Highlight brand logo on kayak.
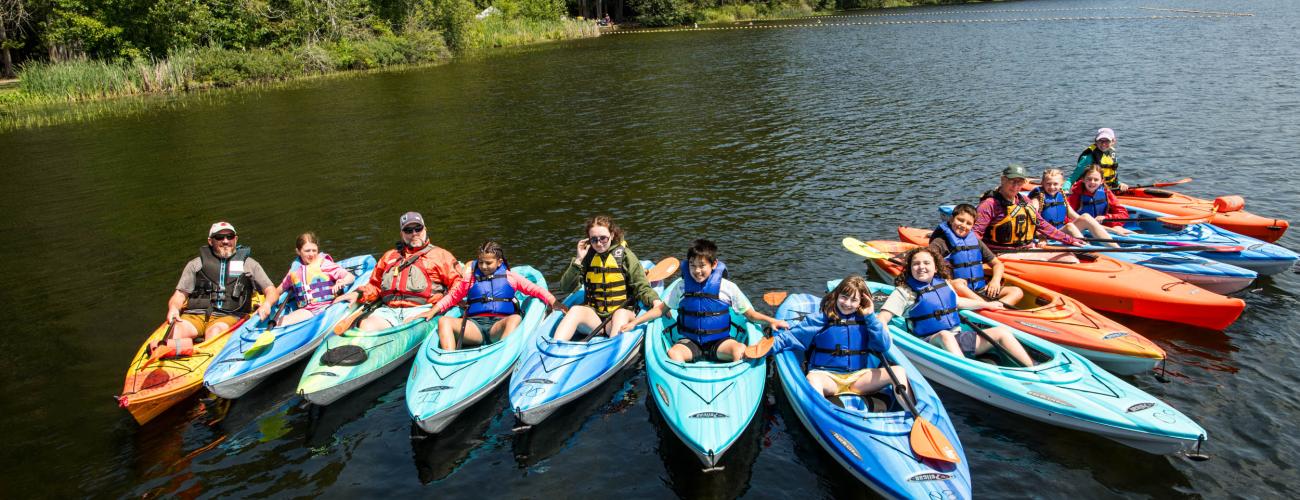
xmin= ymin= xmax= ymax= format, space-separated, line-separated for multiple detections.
xmin=831 ymin=432 xmax=861 ymax=460
xmin=523 ymin=378 xmax=555 ymax=385
xmin=1103 ymin=332 xmax=1129 ymax=340
xmin=1027 ymin=391 xmax=1074 ymax=407
xmin=656 ymin=384 xmax=670 ymax=408
xmin=1127 ymin=402 xmax=1155 ymax=413
xmin=420 ymin=385 xmax=451 ymax=392
xmin=1016 ymin=321 xmax=1058 ymax=334
xmin=907 ymin=472 xmax=952 ymax=482
xmin=690 ymin=411 xmax=728 ymax=419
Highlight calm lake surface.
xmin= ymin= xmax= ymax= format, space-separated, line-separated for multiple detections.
xmin=2 ymin=0 xmax=1298 ymax=497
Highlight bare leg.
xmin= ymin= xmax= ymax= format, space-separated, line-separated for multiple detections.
xmin=603 ymin=309 xmax=637 ymax=338
xmin=713 ymin=339 xmax=747 ymax=362
xmin=850 ymin=366 xmax=907 ymax=396
xmin=930 ymin=330 xmax=964 ymax=358
xmin=551 ymin=305 xmax=601 ymax=341
xmin=806 ymin=371 xmax=838 ymax=397
xmin=437 ymin=316 xmax=463 ymax=350
xmin=278 ymin=308 xmax=314 ymax=326
xmin=359 ymin=314 xmax=394 ymax=332
xmin=667 ymin=343 xmax=695 ymax=363
xmin=460 ymin=320 xmax=485 ymax=347
xmin=995 ymin=285 xmax=1024 ymax=307
xmin=1072 ymin=214 xmax=1117 ymax=246
xmin=491 ymin=314 xmax=524 ymax=341
xmin=974 ymin=326 xmax=1035 ymax=367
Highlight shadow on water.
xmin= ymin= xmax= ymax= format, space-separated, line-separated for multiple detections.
xmin=646 ymin=383 xmax=764 ymax=500
xmin=410 ymin=385 xmax=509 ymax=484
xmin=304 ymin=360 xmax=415 ymax=447
xmin=512 ymin=364 xmax=640 ymax=468
xmin=768 ymin=375 xmax=886 ymax=500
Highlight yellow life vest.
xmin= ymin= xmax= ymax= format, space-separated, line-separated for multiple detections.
xmin=582 ymin=246 xmax=629 ymax=316
xmin=983 ymin=193 xmax=1038 ymax=247
xmin=1080 ymin=144 xmax=1120 ymax=189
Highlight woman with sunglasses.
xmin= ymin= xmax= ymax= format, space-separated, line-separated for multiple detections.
xmin=1069 ymin=127 xmax=1128 ymax=192
xmin=333 ymin=212 xmax=463 ymax=331
xmin=552 ymin=215 xmax=662 ymax=341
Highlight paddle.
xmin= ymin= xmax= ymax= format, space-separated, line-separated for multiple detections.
xmin=243 ymin=300 xmax=292 ymax=358
xmin=1082 ymin=237 xmax=1244 ymax=253
xmin=645 ymin=256 xmax=680 ymax=283
xmin=961 ymin=318 xmax=1027 ymax=368
xmin=144 ymin=314 xmax=254 ymax=368
xmin=872 ymin=350 xmax=961 ymax=464
xmin=842 ymin=237 xmax=891 ymax=260
xmin=1124 ymin=177 xmax=1192 ymax=190
xmin=995 ymin=245 xmax=1226 ymax=254
xmin=742 ymin=291 xmax=789 ymax=358
xmin=332 ymin=301 xmax=378 ymax=334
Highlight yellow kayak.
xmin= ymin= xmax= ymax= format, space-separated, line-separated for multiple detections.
xmin=116 ymin=320 xmax=240 ymax=425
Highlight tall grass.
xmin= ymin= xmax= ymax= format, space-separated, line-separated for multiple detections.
xmin=467 ymin=17 xmax=599 ymax=49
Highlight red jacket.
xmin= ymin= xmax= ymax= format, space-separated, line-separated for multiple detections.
xmin=1068 ymin=185 xmax=1129 ymax=227
xmin=358 ymin=245 xmax=462 ymax=307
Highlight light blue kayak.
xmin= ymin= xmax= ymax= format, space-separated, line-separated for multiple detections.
xmin=204 ymin=255 xmax=376 ymax=399
xmin=861 ymin=280 xmax=1208 ymax=455
xmin=1119 ymin=205 xmax=1298 ymax=276
xmin=645 ymin=278 xmax=766 ymax=469
xmin=508 ymin=260 xmax=661 ymax=426
xmin=774 ymin=292 xmax=970 ymax=499
xmin=937 ymin=205 xmax=1257 ymax=294
xmin=407 ymin=265 xmax=548 ymax=433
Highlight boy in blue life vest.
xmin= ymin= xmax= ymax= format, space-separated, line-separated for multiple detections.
xmin=622 ymin=239 xmax=788 ymax=362
xmin=931 ymin=204 xmax=1023 ymax=306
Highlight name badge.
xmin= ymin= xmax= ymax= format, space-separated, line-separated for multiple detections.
xmin=229 ymin=261 xmax=245 ymax=275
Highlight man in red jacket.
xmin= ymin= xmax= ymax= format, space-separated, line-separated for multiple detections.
xmin=333 ymin=212 xmax=463 ymax=331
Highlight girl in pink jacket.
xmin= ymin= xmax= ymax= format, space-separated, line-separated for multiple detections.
xmin=429 ymin=240 xmax=557 ymax=350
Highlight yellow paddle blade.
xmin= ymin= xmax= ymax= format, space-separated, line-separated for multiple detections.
xmin=743 ymin=336 xmax=775 ymax=359
xmin=243 ymin=329 xmax=275 ymax=359
xmin=910 ymin=415 xmax=962 ymax=464
xmin=761 ymin=290 xmax=788 ymax=308
xmin=646 ymin=257 xmax=679 ymax=282
xmin=841 ymin=237 xmax=890 ymax=260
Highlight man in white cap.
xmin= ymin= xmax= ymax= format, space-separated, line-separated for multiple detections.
xmin=333 ymin=212 xmax=463 ymax=331
xmin=1070 ymin=127 xmax=1127 ymax=191
xmin=164 ymin=221 xmax=279 ymax=346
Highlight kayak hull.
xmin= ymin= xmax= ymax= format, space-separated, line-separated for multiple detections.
xmin=407 ymin=265 xmax=548 ymax=434
xmin=774 ymin=293 xmax=970 ymax=499
xmin=1120 ymin=205 xmax=1298 ymax=276
xmin=296 ymin=308 xmax=451 ymax=406
xmin=119 ymin=320 xmax=242 ymax=424
xmin=1118 ymin=188 xmax=1288 ymax=242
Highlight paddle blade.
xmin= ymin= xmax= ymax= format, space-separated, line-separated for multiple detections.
xmin=744 ymin=336 xmax=775 ymax=359
xmin=333 ymin=306 xmax=363 ymax=335
xmin=1153 ymin=177 xmax=1192 ymax=188
xmin=841 ymin=237 xmax=889 ymax=260
xmin=142 ymin=346 xmax=175 ymax=369
xmin=243 ymin=330 xmax=275 ymax=359
xmin=910 ymin=416 xmax=961 ymax=464
xmin=645 ymin=257 xmax=679 ymax=282
xmin=761 ymin=290 xmax=788 ymax=308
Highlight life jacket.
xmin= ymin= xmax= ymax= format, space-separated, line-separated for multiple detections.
xmin=582 ymin=245 xmax=630 ymax=316
xmin=186 ymin=245 xmax=253 ymax=316
xmin=905 ymin=276 xmax=961 ymax=337
xmin=1076 ymin=187 xmax=1109 ymax=219
xmin=980 ymin=191 xmax=1038 ymax=247
xmin=1078 ymin=144 xmax=1120 ymax=189
xmin=807 ymin=313 xmax=879 ymax=372
xmin=287 ymin=254 xmax=338 ymax=309
xmin=466 ymin=260 xmax=517 ymax=317
xmin=677 ymin=261 xmax=733 ymax=344
xmin=377 ymin=244 xmax=444 ymax=306
xmin=1031 ymin=187 xmax=1068 ymax=229
xmin=933 ymin=222 xmax=986 ymax=291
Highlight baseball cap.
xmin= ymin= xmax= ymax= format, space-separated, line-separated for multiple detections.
xmin=1095 ymin=128 xmax=1116 ymax=142
xmin=1001 ymin=164 xmax=1030 ymax=180
xmin=399 ymin=211 xmax=425 ymax=230
xmin=208 ymin=221 xmax=237 ymax=237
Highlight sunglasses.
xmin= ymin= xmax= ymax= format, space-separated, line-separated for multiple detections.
xmin=211 ymin=234 xmax=236 ymax=241
xmin=1097 ymin=138 xmax=1113 ymax=143
xmin=588 ymin=235 xmax=611 ymax=244
xmin=402 ymin=225 xmax=425 ymax=234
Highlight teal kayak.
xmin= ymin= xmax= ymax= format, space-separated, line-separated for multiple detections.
xmin=406 ymin=265 xmax=548 ymax=433
xmin=645 ymin=277 xmax=766 ymax=469
xmin=774 ymin=292 xmax=970 ymax=499
xmin=859 ymin=280 xmax=1208 ymax=455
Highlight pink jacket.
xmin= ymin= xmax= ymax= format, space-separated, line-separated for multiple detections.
xmin=432 ymin=270 xmax=556 ymax=315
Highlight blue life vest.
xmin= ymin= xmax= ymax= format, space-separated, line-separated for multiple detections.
xmin=1077 ymin=188 xmax=1109 ymax=218
xmin=466 ymin=260 xmax=517 ymax=317
xmin=677 ymin=261 xmax=733 ymax=344
xmin=905 ymin=276 xmax=961 ymax=337
xmin=807 ymin=312 xmax=880 ymax=372
xmin=934 ymin=222 xmax=987 ymax=291
xmin=1032 ymin=187 xmax=1068 ymax=229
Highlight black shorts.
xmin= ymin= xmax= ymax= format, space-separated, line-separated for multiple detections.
xmin=675 ymin=337 xmax=730 ymax=362
xmin=969 ymin=284 xmax=997 ymax=301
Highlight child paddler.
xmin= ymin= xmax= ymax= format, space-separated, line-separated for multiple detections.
xmin=1028 ymin=168 xmax=1124 ymax=247
xmin=765 ymin=275 xmax=907 ymax=402
xmin=878 ymin=248 xmax=1036 ymax=367
xmin=1068 ymin=165 xmax=1134 ymax=236
xmin=275 ymin=232 xmax=356 ymax=327
xmin=425 ymin=240 xmax=558 ymax=351
xmin=621 ymin=239 xmax=787 ymax=362
xmin=974 ymin=164 xmax=1085 ymax=261
xmin=552 ymin=215 xmax=662 ymax=341
xmin=1069 ymin=128 xmax=1127 ymax=191
xmin=333 ymin=212 xmax=463 ymax=331
xmin=929 ymin=204 xmax=1023 ymax=306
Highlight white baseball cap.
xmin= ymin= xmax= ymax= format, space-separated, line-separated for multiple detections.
xmin=208 ymin=221 xmax=237 ymax=237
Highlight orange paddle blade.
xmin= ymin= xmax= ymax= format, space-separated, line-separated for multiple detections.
xmin=1155 ymin=177 xmax=1192 ymax=187
xmin=744 ymin=336 xmax=775 ymax=359
xmin=333 ymin=306 xmax=363 ymax=335
xmin=142 ymin=346 xmax=176 ymax=369
xmin=761 ymin=291 xmax=788 ymax=307
xmin=910 ymin=416 xmax=961 ymax=464
xmin=645 ymin=257 xmax=680 ymax=282
xmin=1157 ymin=213 xmax=1213 ymax=226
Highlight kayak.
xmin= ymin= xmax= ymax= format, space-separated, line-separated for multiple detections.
xmin=898 ymin=226 xmax=1245 ymax=330
xmin=204 ymin=255 xmax=376 ymax=399
xmin=937 ymin=205 xmax=1257 ymax=295
xmin=645 ymin=277 xmax=766 ymax=469
xmin=508 ymin=260 xmax=661 ymax=426
xmin=857 ymin=240 xmax=1166 ymax=376
xmin=1117 ymin=188 xmax=1289 ymax=243
xmin=118 ymin=316 xmax=248 ymax=424
xmin=1119 ymin=205 xmax=1298 ymax=276
xmin=861 ymin=280 xmax=1208 ymax=455
xmin=406 ymin=265 xmax=548 ymax=434
xmin=773 ymin=292 xmax=971 ymax=499
xmin=296 ymin=303 xmax=458 ymax=406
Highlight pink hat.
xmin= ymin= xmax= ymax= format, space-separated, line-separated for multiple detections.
xmin=1095 ymin=128 xmax=1116 ymax=142
xmin=208 ymin=221 xmax=237 ymax=237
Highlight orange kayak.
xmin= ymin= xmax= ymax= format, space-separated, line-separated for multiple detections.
xmin=117 ymin=320 xmax=239 ymax=425
xmin=861 ymin=240 xmax=1165 ymax=375
xmin=898 ymin=227 xmax=1245 ymax=331
xmin=1118 ymin=188 xmax=1289 ymax=243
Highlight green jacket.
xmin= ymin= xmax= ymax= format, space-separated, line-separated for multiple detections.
xmin=559 ymin=245 xmax=660 ymax=311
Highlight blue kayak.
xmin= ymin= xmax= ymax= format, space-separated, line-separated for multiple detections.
xmin=508 ymin=260 xmax=661 ymax=426
xmin=937 ymin=205 xmax=1256 ymax=294
xmin=774 ymin=292 xmax=971 ymax=499
xmin=406 ymin=265 xmax=549 ymax=434
xmin=645 ymin=278 xmax=766 ymax=469
xmin=204 ymin=254 xmax=376 ymax=399
xmin=1119 ymin=205 xmax=1298 ymax=276
xmin=860 ymin=280 xmax=1208 ymax=455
